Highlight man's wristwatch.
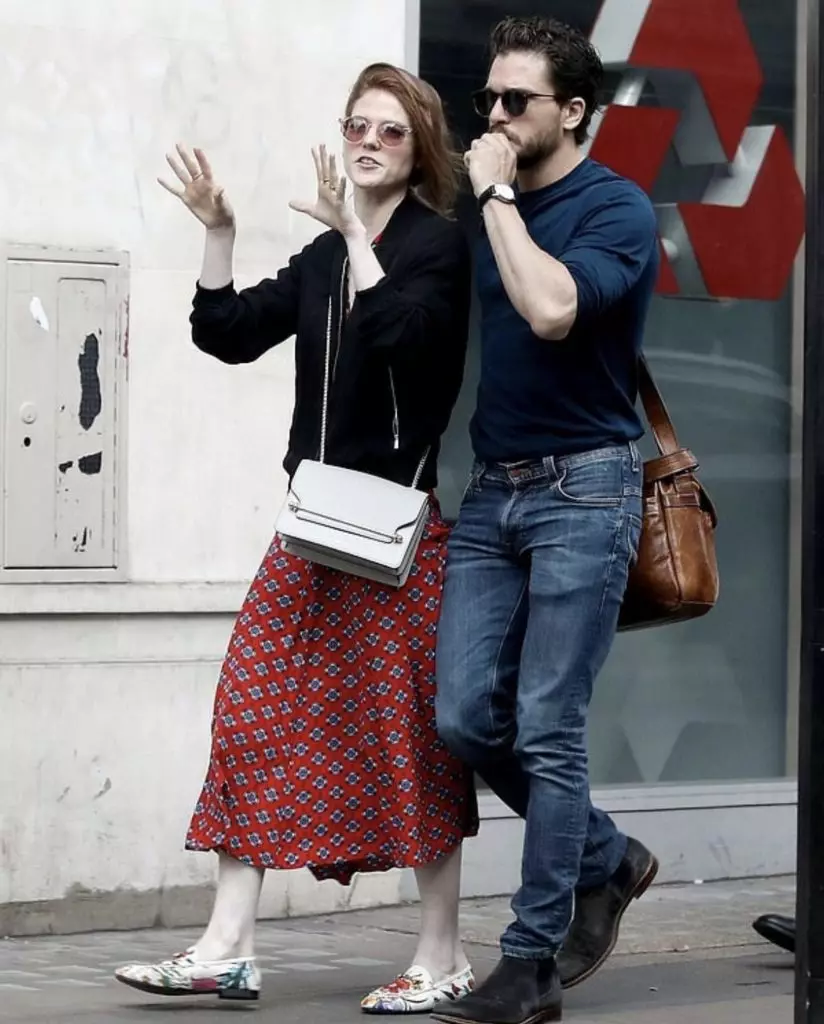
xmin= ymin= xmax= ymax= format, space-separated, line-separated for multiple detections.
xmin=478 ymin=183 xmax=517 ymax=211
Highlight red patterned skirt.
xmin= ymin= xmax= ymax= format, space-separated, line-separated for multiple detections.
xmin=186 ymin=501 xmax=478 ymax=884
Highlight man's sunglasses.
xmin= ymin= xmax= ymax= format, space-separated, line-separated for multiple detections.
xmin=339 ymin=116 xmax=413 ymax=148
xmin=472 ymin=88 xmax=559 ymax=119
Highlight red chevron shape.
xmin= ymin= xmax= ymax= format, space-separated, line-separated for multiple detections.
xmin=589 ymin=104 xmax=682 ymax=294
xmin=629 ymin=0 xmax=763 ymax=162
xmin=590 ymin=105 xmax=680 ymax=193
xmin=678 ymin=127 xmax=804 ymax=301
xmin=657 ymin=243 xmax=680 ymax=295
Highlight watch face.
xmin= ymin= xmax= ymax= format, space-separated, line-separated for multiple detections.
xmin=495 ymin=184 xmax=516 ymax=201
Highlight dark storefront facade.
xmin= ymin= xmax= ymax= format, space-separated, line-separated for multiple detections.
xmin=414 ymin=0 xmax=807 ymax=889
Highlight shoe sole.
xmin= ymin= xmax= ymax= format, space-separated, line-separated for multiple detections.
xmin=429 ymin=1007 xmax=560 ymax=1024
xmin=560 ymin=854 xmax=660 ymax=991
xmin=432 ymin=1009 xmax=561 ymax=1024
xmin=115 ymin=974 xmax=260 ymax=1000
xmin=364 ymin=992 xmax=476 ymax=1015
xmin=364 ymin=1001 xmax=446 ymax=1016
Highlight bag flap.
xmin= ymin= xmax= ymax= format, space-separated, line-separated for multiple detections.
xmin=287 ymin=460 xmax=428 ymax=536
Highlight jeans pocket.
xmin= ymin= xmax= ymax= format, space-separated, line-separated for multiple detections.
xmin=555 ymin=456 xmax=625 ymax=508
xmin=462 ymin=463 xmax=483 ymax=500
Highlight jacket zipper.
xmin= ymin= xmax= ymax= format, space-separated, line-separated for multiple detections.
xmin=389 ymin=369 xmax=400 ymax=450
xmin=332 ymin=258 xmax=347 ymax=382
xmin=335 ymin=255 xmax=400 ymax=453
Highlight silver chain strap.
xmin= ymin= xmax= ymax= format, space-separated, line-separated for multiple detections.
xmin=319 ymin=294 xmax=333 ymax=464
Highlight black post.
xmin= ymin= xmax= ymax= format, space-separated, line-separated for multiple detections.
xmin=797 ymin=0 xmax=824 ymax=1020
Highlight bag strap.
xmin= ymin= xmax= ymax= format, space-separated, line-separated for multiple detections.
xmin=319 ymin=295 xmax=333 ymax=464
xmin=638 ymin=356 xmax=717 ymax=524
xmin=411 ymin=448 xmax=430 ymax=489
xmin=320 ymin=286 xmax=429 ymax=490
xmin=637 ymin=355 xmax=679 ymax=457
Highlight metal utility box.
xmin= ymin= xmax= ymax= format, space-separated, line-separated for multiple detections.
xmin=0 ymin=247 xmax=128 ymax=580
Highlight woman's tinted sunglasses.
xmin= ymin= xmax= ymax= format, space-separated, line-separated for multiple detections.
xmin=339 ymin=116 xmax=413 ymax=148
xmin=472 ymin=88 xmax=559 ymax=119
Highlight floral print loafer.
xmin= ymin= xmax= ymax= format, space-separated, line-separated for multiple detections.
xmin=114 ymin=948 xmax=261 ymax=1000
xmin=361 ymin=964 xmax=474 ymax=1014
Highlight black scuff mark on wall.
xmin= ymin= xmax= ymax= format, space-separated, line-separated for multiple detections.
xmin=58 ymin=460 xmax=73 ymax=474
xmin=93 ymin=778 xmax=112 ymax=800
xmin=78 ymin=334 xmax=102 ymax=430
xmin=78 ymin=452 xmax=102 ymax=475
xmin=73 ymin=527 xmax=90 ymax=553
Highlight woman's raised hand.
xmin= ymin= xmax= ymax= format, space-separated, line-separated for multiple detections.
xmin=158 ymin=144 xmax=235 ymax=231
xmin=289 ymin=145 xmax=364 ymax=238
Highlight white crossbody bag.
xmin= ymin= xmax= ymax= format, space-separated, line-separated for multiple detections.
xmin=275 ymin=291 xmax=430 ymax=588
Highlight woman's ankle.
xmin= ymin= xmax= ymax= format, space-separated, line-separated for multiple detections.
xmin=192 ymin=927 xmax=254 ymax=962
xmin=409 ymin=944 xmax=469 ymax=979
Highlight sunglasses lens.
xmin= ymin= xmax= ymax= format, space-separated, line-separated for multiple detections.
xmin=378 ymin=123 xmax=408 ymax=147
xmin=473 ymin=89 xmax=495 ymax=117
xmin=473 ymin=89 xmax=530 ymax=117
xmin=502 ymin=91 xmax=529 ymax=117
xmin=341 ymin=117 xmax=367 ymax=143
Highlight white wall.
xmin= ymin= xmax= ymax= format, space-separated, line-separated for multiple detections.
xmin=0 ymin=0 xmax=410 ymax=583
xmin=0 ymin=0 xmax=419 ymax=932
xmin=0 ymin=614 xmax=412 ymax=932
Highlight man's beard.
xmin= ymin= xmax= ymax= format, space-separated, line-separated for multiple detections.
xmin=516 ymin=131 xmax=560 ymax=170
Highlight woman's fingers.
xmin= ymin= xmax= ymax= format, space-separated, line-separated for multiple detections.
xmin=311 ymin=146 xmax=323 ymax=185
xmin=193 ymin=147 xmax=213 ymax=181
xmin=157 ymin=175 xmax=184 ymax=198
xmin=165 ymin=151 xmax=190 ymax=185
xmin=175 ymin=143 xmax=201 ymax=180
xmin=317 ymin=143 xmax=327 ymax=185
xmin=311 ymin=145 xmax=341 ymax=193
xmin=159 ymin=145 xmax=235 ymax=228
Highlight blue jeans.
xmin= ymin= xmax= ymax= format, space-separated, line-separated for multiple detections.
xmin=435 ymin=443 xmax=643 ymax=960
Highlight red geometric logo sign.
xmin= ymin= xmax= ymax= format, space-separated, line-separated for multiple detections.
xmin=587 ymin=0 xmax=805 ymax=300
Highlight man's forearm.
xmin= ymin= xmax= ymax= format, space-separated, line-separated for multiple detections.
xmin=482 ymin=201 xmax=577 ymax=340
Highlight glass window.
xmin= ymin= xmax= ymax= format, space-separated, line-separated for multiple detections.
xmin=422 ymin=0 xmax=804 ymax=785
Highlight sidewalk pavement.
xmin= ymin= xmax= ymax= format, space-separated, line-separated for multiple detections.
xmin=0 ymin=875 xmax=797 ymax=1023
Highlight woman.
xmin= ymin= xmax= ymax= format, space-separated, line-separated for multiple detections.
xmin=114 ymin=64 xmax=476 ymax=1014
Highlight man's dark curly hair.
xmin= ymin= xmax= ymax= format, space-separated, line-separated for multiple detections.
xmin=490 ymin=16 xmax=604 ymax=146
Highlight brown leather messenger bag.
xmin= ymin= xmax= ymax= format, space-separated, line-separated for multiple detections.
xmin=617 ymin=357 xmax=719 ymax=631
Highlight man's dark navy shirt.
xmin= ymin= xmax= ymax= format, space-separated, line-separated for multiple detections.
xmin=470 ymin=159 xmax=659 ymax=461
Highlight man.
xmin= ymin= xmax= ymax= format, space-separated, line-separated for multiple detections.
xmin=433 ymin=16 xmax=660 ymax=1024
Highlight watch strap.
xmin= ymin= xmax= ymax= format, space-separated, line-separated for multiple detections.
xmin=478 ymin=184 xmax=516 ymax=211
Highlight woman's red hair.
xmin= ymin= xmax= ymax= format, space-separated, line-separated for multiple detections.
xmin=345 ymin=63 xmax=462 ymax=217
